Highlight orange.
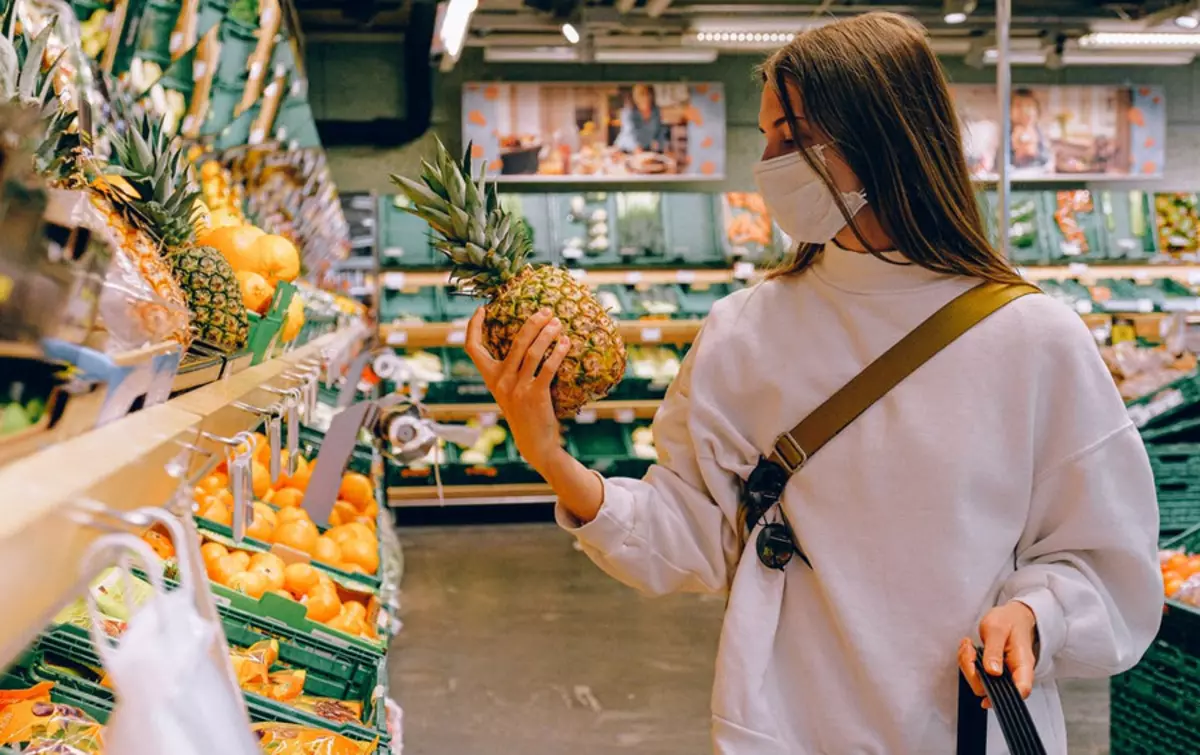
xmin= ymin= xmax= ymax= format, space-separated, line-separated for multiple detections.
xmin=1166 ymin=576 xmax=1185 ymax=597
xmin=281 ymin=296 xmax=305 ymax=342
xmin=199 ymin=501 xmax=232 ymax=527
xmin=199 ymin=224 xmax=265 ymax=273
xmin=252 ymin=234 xmax=300 ymax=285
xmin=325 ymin=612 xmax=357 ymax=635
xmin=212 ymin=488 xmax=234 ymax=508
xmin=251 ymin=461 xmax=271 ymax=499
xmin=329 ymin=500 xmax=357 ymax=527
xmin=339 ymin=538 xmax=379 ymax=575
xmin=283 ymin=563 xmax=320 ymax=597
xmin=197 ymin=473 xmax=228 ymax=494
xmin=270 ymin=589 xmax=294 ymax=601
xmin=272 ymin=487 xmax=305 ymax=509
xmin=141 ymin=530 xmax=176 ymax=560
xmin=237 ymin=271 xmax=274 ymax=315
xmin=352 ymin=516 xmax=378 ymax=534
xmin=342 ymin=601 xmax=366 ymax=623
xmin=250 ymin=563 xmax=285 ymax=593
xmin=250 ymin=551 xmax=286 ymax=573
xmin=229 ymin=570 xmax=268 ymax=599
xmin=278 ymin=456 xmax=310 ymax=490
xmin=250 ymin=432 xmax=270 ymax=464
xmin=273 ymin=520 xmax=319 ymax=555
xmin=327 ymin=523 xmax=373 ymax=547
xmin=338 ymin=473 xmax=374 ymax=510
xmin=246 ymin=513 xmax=274 ymax=541
xmin=208 ymin=554 xmax=241 ymax=586
xmin=361 ymin=498 xmax=379 ymax=519
xmin=276 ymin=506 xmax=311 ymax=525
xmin=229 ymin=551 xmax=252 ymax=571
xmin=253 ymin=502 xmax=279 ymax=530
xmin=304 ymin=589 xmax=341 ymax=623
xmin=312 ymin=535 xmax=342 ymax=567
xmin=201 ymin=542 xmax=228 ymax=566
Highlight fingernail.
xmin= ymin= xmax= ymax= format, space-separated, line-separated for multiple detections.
xmin=559 ymin=336 xmax=570 ymax=346
xmin=988 ymin=661 xmax=1002 ymax=674
xmin=551 ymin=317 xmax=561 ymax=327
xmin=539 ymin=308 xmax=552 ymax=317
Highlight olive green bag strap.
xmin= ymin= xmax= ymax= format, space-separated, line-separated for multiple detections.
xmin=769 ymin=281 xmax=1041 ymax=474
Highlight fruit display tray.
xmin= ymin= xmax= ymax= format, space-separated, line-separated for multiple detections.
xmin=1111 ymin=524 xmax=1200 ymax=754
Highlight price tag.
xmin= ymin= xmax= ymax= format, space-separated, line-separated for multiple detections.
xmin=733 ymin=262 xmax=755 ymax=280
xmin=562 ymin=247 xmax=583 ymax=260
xmin=275 ymin=126 xmax=288 ymax=141
xmin=614 ymin=408 xmax=636 ymax=424
xmin=1137 ymin=299 xmax=1154 ymax=313
xmin=676 ymin=270 xmax=697 ymax=284
xmin=575 ymin=409 xmax=598 ymax=424
xmin=1074 ymin=300 xmax=1094 ymax=314
xmin=181 ymin=115 xmax=196 ymax=133
xmin=291 ymin=79 xmax=305 ymax=97
xmin=193 ymin=61 xmax=208 ymax=79
xmin=1132 ymin=271 xmax=1150 ymax=283
xmin=447 ymin=330 xmax=467 ymax=345
xmin=249 ymin=61 xmax=264 ymax=80
xmin=170 ymin=32 xmax=184 ymax=53
xmin=249 ymin=127 xmax=266 ymax=145
xmin=1189 ymin=270 xmax=1200 ymax=285
xmin=569 ymin=268 xmax=588 ymax=280
xmin=640 ymin=327 xmax=663 ymax=343
xmin=382 ymin=272 xmax=407 ymax=289
xmin=1067 ymin=262 xmax=1089 ymax=276
xmin=479 ymin=412 xmax=498 ymax=427
xmin=385 ymin=330 xmax=408 ymax=346
xmin=383 ymin=247 xmax=404 ymax=259
xmin=625 ymin=271 xmax=643 ymax=284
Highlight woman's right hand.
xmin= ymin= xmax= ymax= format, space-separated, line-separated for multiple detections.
xmin=464 ymin=307 xmax=570 ymax=477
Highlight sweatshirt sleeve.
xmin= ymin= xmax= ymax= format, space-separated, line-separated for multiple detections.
xmin=555 ymin=337 xmax=742 ymax=596
xmin=999 ymin=423 xmax=1163 ymax=680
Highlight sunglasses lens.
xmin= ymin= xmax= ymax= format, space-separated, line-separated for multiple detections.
xmin=756 ymin=522 xmax=795 ymax=570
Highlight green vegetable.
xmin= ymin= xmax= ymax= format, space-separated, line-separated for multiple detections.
xmin=0 ymin=402 xmax=31 ymax=434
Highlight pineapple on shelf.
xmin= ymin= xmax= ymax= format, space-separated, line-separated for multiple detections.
xmin=391 ymin=138 xmax=626 ymax=417
xmin=93 ymin=113 xmax=249 ymax=353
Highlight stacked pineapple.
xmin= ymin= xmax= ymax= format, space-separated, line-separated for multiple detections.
xmin=392 ymin=138 xmax=626 ymax=417
xmin=92 ymin=113 xmax=249 ymax=353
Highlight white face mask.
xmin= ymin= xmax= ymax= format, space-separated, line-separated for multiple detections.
xmin=752 ymin=145 xmax=868 ymax=244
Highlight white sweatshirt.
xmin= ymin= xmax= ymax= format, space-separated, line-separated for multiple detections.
xmin=557 ymin=243 xmax=1163 ymax=754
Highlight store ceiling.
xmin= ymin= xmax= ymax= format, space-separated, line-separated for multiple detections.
xmin=293 ymin=1 xmax=1200 ymax=64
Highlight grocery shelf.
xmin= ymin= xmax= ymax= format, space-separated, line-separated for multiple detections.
xmin=0 ymin=330 xmax=359 ymax=669
xmin=1023 ymin=263 xmax=1200 ymax=283
xmin=382 ymin=319 xmax=701 ymax=348
xmin=424 ymin=399 xmax=661 ymax=422
xmin=388 ymin=482 xmax=556 ymax=506
xmin=379 ymin=268 xmax=736 ymax=289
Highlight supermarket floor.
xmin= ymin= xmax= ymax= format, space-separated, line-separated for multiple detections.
xmin=389 ymin=523 xmax=1111 ymax=755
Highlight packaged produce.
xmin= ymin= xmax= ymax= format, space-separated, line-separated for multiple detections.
xmin=1155 ymin=192 xmax=1200 ymax=255
xmin=251 ymin=722 xmax=375 ymax=754
xmin=1159 ymin=548 xmax=1200 ymax=599
xmin=0 ymin=687 xmax=104 ymax=753
xmin=230 ymin=639 xmax=279 ymax=687
xmin=1100 ymin=341 xmax=1196 ymax=401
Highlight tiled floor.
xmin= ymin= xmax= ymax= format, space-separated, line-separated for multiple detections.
xmin=390 ymin=523 xmax=1110 ymax=754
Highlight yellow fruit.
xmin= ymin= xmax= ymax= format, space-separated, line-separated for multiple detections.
xmin=229 ymin=551 xmax=252 ymax=571
xmin=253 ymin=502 xmax=278 ymax=530
xmin=197 ymin=473 xmax=228 ymax=494
xmin=250 ymin=551 xmax=286 ymax=573
xmin=228 ymin=570 xmax=268 ymax=599
xmin=329 ymin=522 xmax=375 ymax=546
xmin=312 ymin=535 xmax=342 ymax=567
xmin=338 ymin=473 xmax=374 ymax=511
xmin=273 ymin=520 xmax=319 ymax=555
xmin=250 ymin=556 xmax=286 ymax=592
xmin=200 ymin=161 xmax=222 ymax=180
xmin=251 ymin=461 xmax=271 ymax=499
xmin=270 ymin=589 xmax=293 ymax=601
xmin=276 ymin=507 xmax=311 ymax=525
xmin=253 ymin=234 xmax=301 ymax=285
xmin=199 ymin=501 xmax=232 ymax=527
xmin=339 ymin=538 xmax=379 ymax=575
xmin=246 ymin=514 xmax=274 ymax=541
xmin=329 ymin=500 xmax=357 ymax=527
xmin=201 ymin=542 xmax=228 ymax=566
xmin=141 ymin=529 xmax=176 ymax=560
xmin=304 ymin=590 xmax=341 ymax=623
xmin=284 ymin=563 xmax=320 ymax=597
xmin=272 ymin=488 xmax=306 ymax=509
xmin=237 ymin=271 xmax=274 ymax=315
xmin=281 ymin=458 xmax=312 ymax=491
xmin=91 ymin=173 xmax=138 ymax=199
xmin=200 ymin=225 xmax=265 ymax=272
xmin=281 ymin=296 xmax=305 ymax=342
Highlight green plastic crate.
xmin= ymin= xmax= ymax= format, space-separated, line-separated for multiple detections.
xmin=663 ymin=193 xmax=721 ymax=266
xmin=675 ymin=282 xmax=736 ymax=318
xmin=0 ymin=665 xmax=113 ymax=727
xmin=215 ymin=20 xmax=258 ymax=84
xmin=379 ymin=287 xmax=437 ymax=324
xmin=1147 ymin=444 xmax=1200 ymax=480
xmin=436 ymin=286 xmax=481 ymax=323
xmin=377 ymin=195 xmax=434 ymax=267
xmin=1126 ymin=372 xmax=1200 ymax=431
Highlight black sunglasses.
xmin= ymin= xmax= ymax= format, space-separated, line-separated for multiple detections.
xmin=743 ymin=457 xmax=811 ymax=570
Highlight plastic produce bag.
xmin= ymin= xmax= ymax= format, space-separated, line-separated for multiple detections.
xmin=84 ymin=525 xmax=257 ymax=755
xmin=95 ymin=247 xmax=191 ymax=353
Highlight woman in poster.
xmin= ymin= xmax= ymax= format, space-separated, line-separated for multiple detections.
xmin=1008 ymin=88 xmax=1051 ymax=171
xmin=613 ymin=83 xmax=670 ymax=153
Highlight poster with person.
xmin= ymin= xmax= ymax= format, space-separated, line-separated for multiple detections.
xmin=462 ymin=82 xmax=726 ymax=182
xmin=951 ymin=84 xmax=1166 ymax=180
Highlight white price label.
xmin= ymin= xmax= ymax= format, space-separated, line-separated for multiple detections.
xmin=1138 ymin=299 xmax=1154 ymax=314
xmin=249 ymin=61 xmax=264 ymax=80
xmin=275 ymin=126 xmax=288 ymax=141
xmin=675 ymin=270 xmax=697 ymax=284
xmin=479 ymin=412 xmax=498 ymax=427
xmin=1074 ymin=300 xmax=1094 ymax=314
xmin=614 ymin=409 xmax=636 ymax=424
xmin=382 ymin=272 xmax=407 ymax=289
xmin=733 ymin=262 xmax=755 ymax=280
xmin=569 ymin=268 xmax=588 ymax=281
xmin=383 ymin=247 xmax=404 ymax=259
xmin=640 ymin=327 xmax=663 ymax=343
xmin=193 ymin=61 xmax=208 ymax=79
xmin=447 ymin=330 xmax=467 ymax=345
xmin=1188 ymin=270 xmax=1200 ymax=285
xmin=1068 ymin=262 xmax=1089 ymax=276
xmin=385 ymin=330 xmax=408 ymax=346
xmin=575 ymin=409 xmax=598 ymax=424
xmin=562 ymin=248 xmax=584 ymax=260
xmin=1133 ymin=271 xmax=1150 ymax=283
xmin=170 ymin=32 xmax=184 ymax=53
xmin=249 ymin=128 xmax=266 ymax=145
xmin=625 ymin=271 xmax=643 ymax=284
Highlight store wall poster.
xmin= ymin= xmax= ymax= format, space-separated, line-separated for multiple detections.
xmin=462 ymin=82 xmax=726 ymax=182
xmin=952 ymin=85 xmax=1165 ymax=181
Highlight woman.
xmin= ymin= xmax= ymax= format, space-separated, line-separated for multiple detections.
xmin=464 ymin=12 xmax=1161 ymax=754
xmin=613 ymin=83 xmax=670 ymax=153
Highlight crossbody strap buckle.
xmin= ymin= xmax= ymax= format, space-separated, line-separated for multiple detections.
xmin=772 ymin=432 xmax=808 ymax=475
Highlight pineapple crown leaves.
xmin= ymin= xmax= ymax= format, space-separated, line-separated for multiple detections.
xmin=0 ymin=5 xmax=64 ymax=115
xmin=106 ymin=111 xmax=202 ymax=246
xmin=389 ymin=136 xmax=531 ymax=297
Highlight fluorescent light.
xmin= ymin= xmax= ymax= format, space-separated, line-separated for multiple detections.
xmin=944 ymin=12 xmax=967 ymax=24
xmin=484 ymin=46 xmax=579 ymax=63
xmin=981 ymin=47 xmax=1195 ymax=66
xmin=943 ymin=0 xmax=976 ymax=25
xmin=595 ymin=48 xmax=718 ymax=64
xmin=1079 ymin=32 xmax=1200 ymax=48
xmin=562 ymin=23 xmax=580 ymax=44
xmin=440 ymin=0 xmax=477 ymax=59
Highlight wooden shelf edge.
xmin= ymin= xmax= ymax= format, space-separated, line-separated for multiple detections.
xmin=424 ymin=399 xmax=661 ymax=422
xmin=388 ymin=482 xmax=555 ymax=505
xmin=1022 ymin=263 xmax=1200 ymax=283
xmin=379 ymin=268 xmax=737 ymax=289
xmin=383 ymin=319 xmax=702 ymax=348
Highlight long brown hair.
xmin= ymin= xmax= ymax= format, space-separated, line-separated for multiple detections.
xmin=760 ymin=12 xmax=1023 ymax=285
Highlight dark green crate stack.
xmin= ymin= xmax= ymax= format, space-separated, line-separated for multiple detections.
xmin=1131 ymin=374 xmax=1200 ymax=536
xmin=1111 ymin=525 xmax=1200 ymax=755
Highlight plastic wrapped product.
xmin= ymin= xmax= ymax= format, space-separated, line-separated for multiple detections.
xmin=250 ymin=722 xmax=376 ymax=754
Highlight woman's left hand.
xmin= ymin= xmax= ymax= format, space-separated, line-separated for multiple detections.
xmin=958 ymin=601 xmax=1038 ymax=708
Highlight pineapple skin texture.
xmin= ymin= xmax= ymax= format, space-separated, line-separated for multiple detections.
xmin=482 ymin=267 xmax=626 ymax=418
xmin=168 ymin=245 xmax=249 ymax=353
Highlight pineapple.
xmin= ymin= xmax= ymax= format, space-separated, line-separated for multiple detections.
xmin=391 ymin=138 xmax=626 ymax=417
xmin=94 ymin=113 xmax=248 ymax=352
